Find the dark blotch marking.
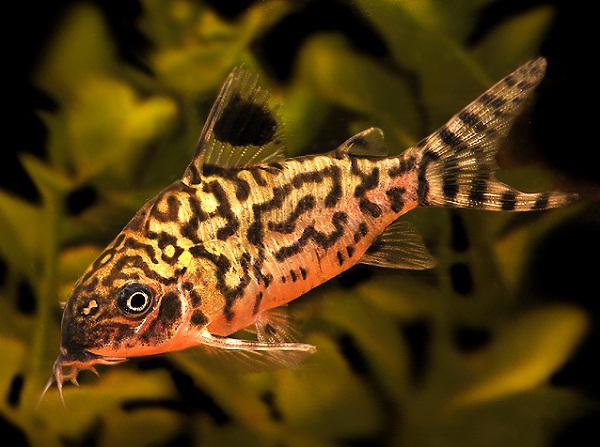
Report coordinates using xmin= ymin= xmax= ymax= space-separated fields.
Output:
xmin=457 ymin=110 xmax=486 ymax=132
xmin=247 ymin=185 xmax=290 ymax=246
xmin=189 ymin=289 xmax=202 ymax=307
xmin=504 ymin=74 xmax=516 ymax=87
xmin=252 ymin=250 xmax=273 ymax=289
xmin=213 ymin=93 xmax=277 ymax=147
xmin=249 ymin=167 xmax=267 ymax=186
xmin=480 ymin=92 xmax=506 ymax=109
xmin=386 ymin=187 xmax=406 ymax=213
xmin=532 ymin=192 xmax=550 ymax=210
xmin=354 ymin=222 xmax=368 ymax=243
xmin=442 ymin=156 xmax=459 ymax=200
xmin=439 ymin=126 xmax=462 ymax=147
xmin=359 ymin=198 xmax=382 ymax=217
xmin=417 ymin=150 xmax=440 ymax=205
xmin=253 ymin=292 xmax=264 ymax=315
xmin=141 ymin=292 xmax=182 ymax=342
xmin=185 ymin=163 xmax=202 ymax=185
xmin=125 ymin=237 xmax=159 ymax=264
xmin=157 ymin=232 xmax=184 ymax=264
xmin=337 ymin=251 xmax=345 ymax=266
xmin=203 ymin=180 xmax=239 ymax=240
xmin=179 ymin=193 xmax=209 ymax=244
xmin=203 ymin=164 xmax=251 ymax=201
xmin=352 ymin=159 xmax=379 ymax=198
xmin=150 ymin=194 xmax=180 ymax=223
xmin=248 ymin=165 xmax=342 ymax=246
xmin=274 ymin=212 xmax=348 ymax=261
xmin=352 ymin=158 xmax=381 ymax=217
xmin=189 ymin=246 xmax=251 ymax=321
xmin=268 ymin=195 xmax=315 ymax=233
xmin=300 ymin=267 xmax=307 ymax=279
xmin=389 ymin=155 xmax=416 ymax=178
xmin=500 ymin=189 xmax=517 ymax=211
xmin=290 ymin=270 xmax=297 ymax=282
xmin=325 ymin=165 xmax=343 ymax=207
xmin=191 ymin=310 xmax=208 ymax=326
xmin=102 ymin=254 xmax=181 ymax=289
xmin=346 ymin=246 xmax=355 ymax=258
xmin=468 ymin=170 xmax=490 ymax=205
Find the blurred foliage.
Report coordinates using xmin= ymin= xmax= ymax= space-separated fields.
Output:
xmin=0 ymin=1 xmax=595 ymax=446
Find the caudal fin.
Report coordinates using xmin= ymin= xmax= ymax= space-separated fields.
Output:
xmin=412 ymin=58 xmax=576 ymax=211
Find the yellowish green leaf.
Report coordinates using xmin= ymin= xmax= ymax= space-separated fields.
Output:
xmin=451 ymin=305 xmax=588 ymax=407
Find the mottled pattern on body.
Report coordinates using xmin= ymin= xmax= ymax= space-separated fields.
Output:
xmin=43 ymin=58 xmax=576 ymax=404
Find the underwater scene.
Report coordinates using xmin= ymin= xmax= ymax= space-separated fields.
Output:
xmin=1 ymin=1 xmax=598 ymax=446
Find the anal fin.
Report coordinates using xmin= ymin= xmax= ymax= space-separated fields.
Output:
xmin=361 ymin=220 xmax=436 ymax=270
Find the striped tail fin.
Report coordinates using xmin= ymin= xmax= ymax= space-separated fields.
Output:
xmin=412 ymin=58 xmax=576 ymax=211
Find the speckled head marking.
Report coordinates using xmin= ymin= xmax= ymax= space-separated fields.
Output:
xmin=43 ymin=60 xmax=577 ymax=405
xmin=41 ymin=192 xmax=197 ymax=404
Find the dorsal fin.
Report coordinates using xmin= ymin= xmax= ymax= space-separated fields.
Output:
xmin=183 ymin=67 xmax=287 ymax=185
xmin=335 ymin=127 xmax=388 ymax=157
xmin=361 ymin=220 xmax=436 ymax=270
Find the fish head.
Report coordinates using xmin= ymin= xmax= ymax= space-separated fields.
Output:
xmin=43 ymin=220 xmax=192 ymax=404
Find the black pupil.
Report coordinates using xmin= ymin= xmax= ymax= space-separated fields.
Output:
xmin=129 ymin=292 xmax=147 ymax=310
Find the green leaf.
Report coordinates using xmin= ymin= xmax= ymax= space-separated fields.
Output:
xmin=148 ymin=1 xmax=290 ymax=96
xmin=355 ymin=0 xmax=491 ymax=128
xmin=35 ymin=4 xmax=116 ymax=100
xmin=450 ymin=305 xmax=588 ymax=407
xmin=0 ymin=191 xmax=43 ymax=277
xmin=296 ymin=34 xmax=421 ymax=148
xmin=275 ymin=334 xmax=382 ymax=439
xmin=173 ymin=352 xmax=275 ymax=432
xmin=35 ymin=369 xmax=175 ymax=440
xmin=404 ymin=387 xmax=588 ymax=447
xmin=20 ymin=155 xmax=74 ymax=198
xmin=65 ymin=77 xmax=177 ymax=180
xmin=100 ymin=408 xmax=181 ymax=447
xmin=0 ymin=336 xmax=26 ymax=407
xmin=473 ymin=6 xmax=555 ymax=79
xmin=321 ymin=291 xmax=412 ymax=400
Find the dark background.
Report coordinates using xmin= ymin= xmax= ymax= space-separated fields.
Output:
xmin=3 ymin=0 xmax=599 ymax=444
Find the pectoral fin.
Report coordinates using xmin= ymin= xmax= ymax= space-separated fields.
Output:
xmin=197 ymin=328 xmax=316 ymax=369
xmin=361 ymin=220 xmax=436 ymax=270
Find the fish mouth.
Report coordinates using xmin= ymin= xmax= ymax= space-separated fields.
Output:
xmin=38 ymin=350 xmax=127 ymax=407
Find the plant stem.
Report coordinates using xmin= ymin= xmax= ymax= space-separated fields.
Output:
xmin=22 ymin=190 xmax=62 ymax=420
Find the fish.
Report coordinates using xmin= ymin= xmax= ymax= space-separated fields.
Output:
xmin=41 ymin=58 xmax=576 ymax=404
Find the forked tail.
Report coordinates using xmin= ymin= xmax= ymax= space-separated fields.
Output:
xmin=411 ymin=58 xmax=576 ymax=211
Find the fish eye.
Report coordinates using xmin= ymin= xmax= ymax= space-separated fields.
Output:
xmin=117 ymin=283 xmax=154 ymax=317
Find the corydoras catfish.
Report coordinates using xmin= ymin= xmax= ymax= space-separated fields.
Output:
xmin=41 ymin=58 xmax=576 ymax=404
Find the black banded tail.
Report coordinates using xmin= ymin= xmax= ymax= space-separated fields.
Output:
xmin=411 ymin=58 xmax=576 ymax=211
